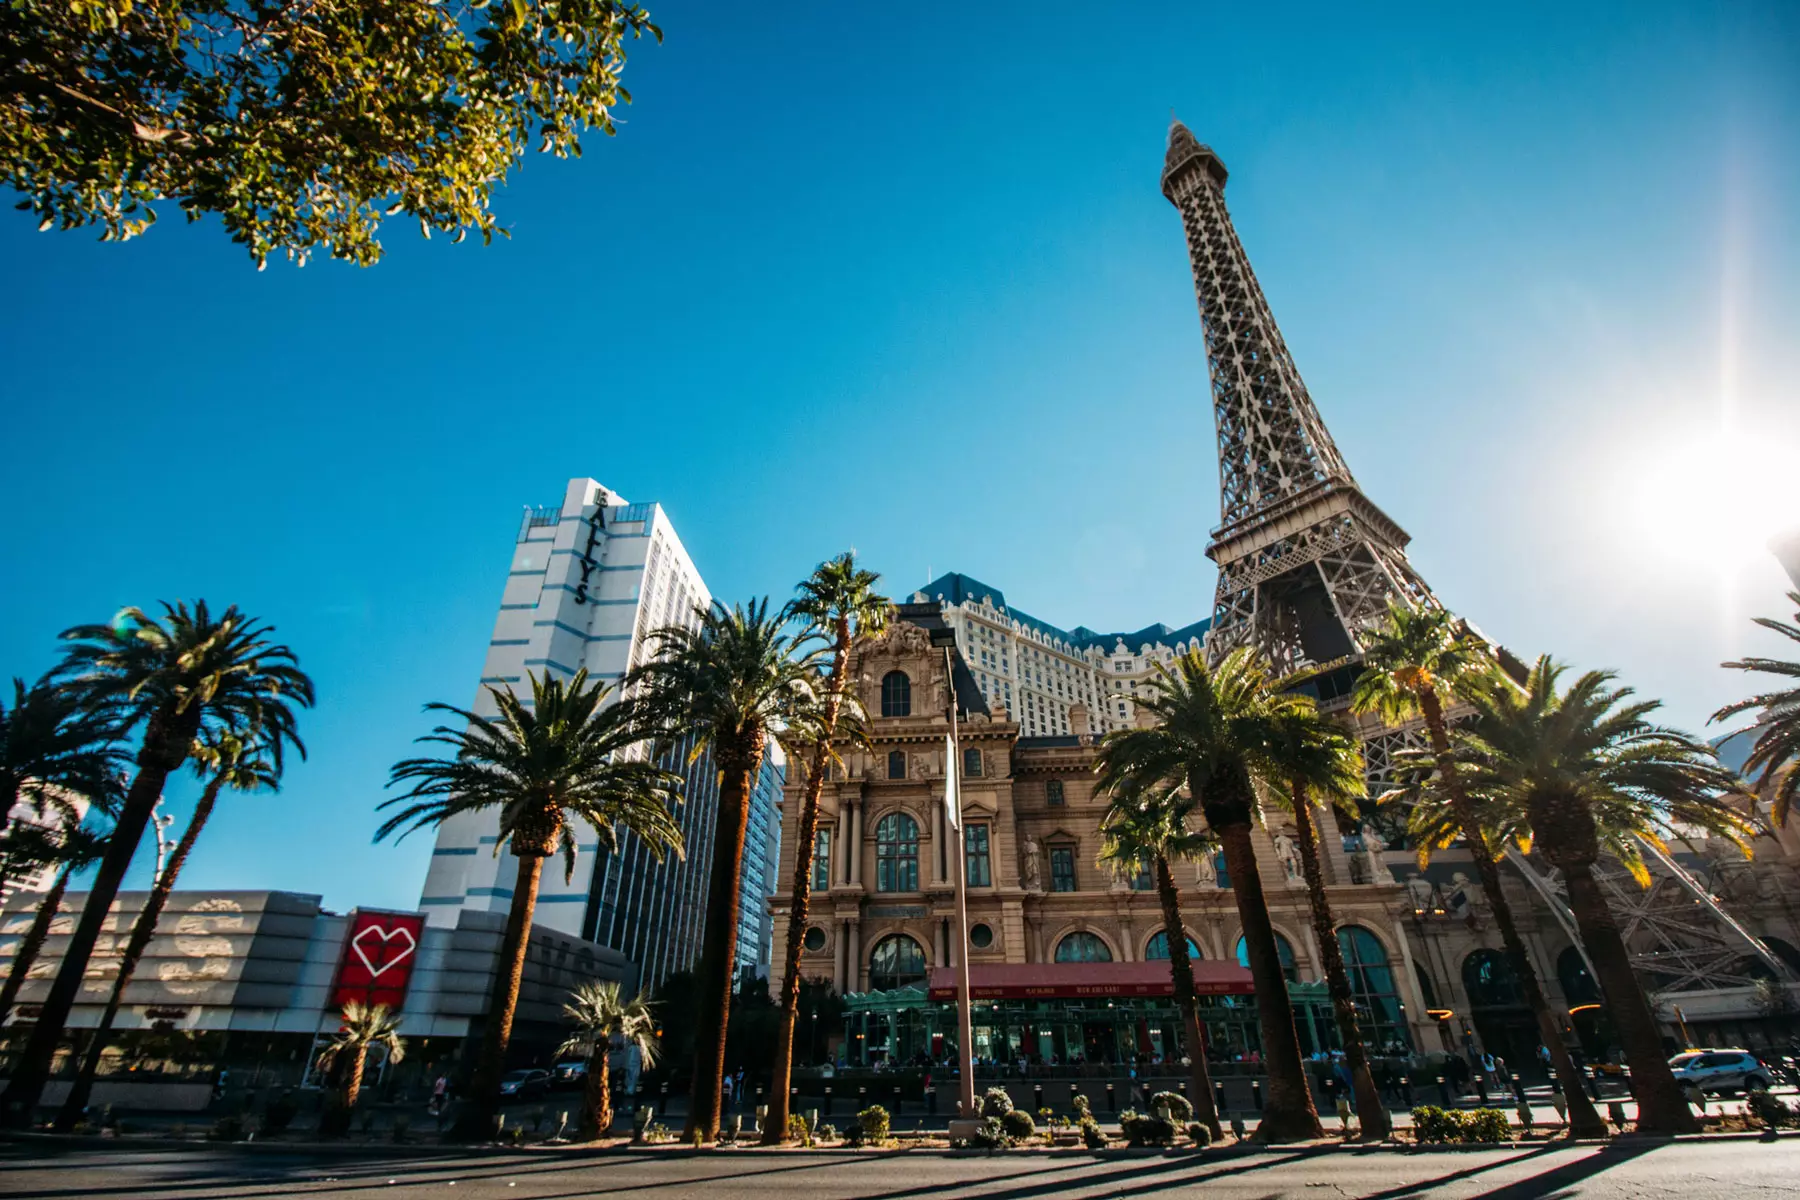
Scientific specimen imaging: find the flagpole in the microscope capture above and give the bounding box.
[944,646,977,1120]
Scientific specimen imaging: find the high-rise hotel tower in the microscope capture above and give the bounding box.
[419,477,783,993]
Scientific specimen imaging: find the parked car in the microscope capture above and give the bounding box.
[552,1060,589,1090]
[498,1069,551,1101]
[1668,1049,1771,1094]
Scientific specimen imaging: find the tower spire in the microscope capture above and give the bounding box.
[1163,127,1433,681]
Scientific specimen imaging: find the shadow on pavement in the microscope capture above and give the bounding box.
[1461,1140,1668,1200]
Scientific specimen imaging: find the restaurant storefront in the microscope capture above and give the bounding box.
[841,960,1342,1069]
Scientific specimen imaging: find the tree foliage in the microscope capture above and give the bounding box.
[2,0,661,266]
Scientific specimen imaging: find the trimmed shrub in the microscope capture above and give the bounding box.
[981,1087,1014,1118]
[1072,1093,1092,1121]
[858,1104,891,1143]
[1461,1109,1511,1144]
[1080,1118,1107,1149]
[786,1112,812,1146]
[1410,1105,1463,1144]
[1119,1109,1178,1147]
[1001,1110,1036,1143]
[1186,1121,1212,1148]
[958,1115,1008,1150]
[1151,1090,1194,1123]
[816,1123,839,1144]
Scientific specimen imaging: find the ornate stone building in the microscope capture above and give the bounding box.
[770,603,1437,1063]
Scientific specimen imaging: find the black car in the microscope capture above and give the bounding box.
[552,1060,589,1090]
[498,1069,551,1101]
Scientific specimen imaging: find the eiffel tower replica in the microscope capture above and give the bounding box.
[1162,119,1435,700]
[1160,118,1798,989]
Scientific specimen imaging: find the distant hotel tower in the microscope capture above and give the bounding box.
[419,478,782,994]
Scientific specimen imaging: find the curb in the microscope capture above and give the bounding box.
[4,1127,1793,1160]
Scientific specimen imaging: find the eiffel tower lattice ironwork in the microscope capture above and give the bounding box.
[1161,120,1799,996]
[1161,121,1434,685]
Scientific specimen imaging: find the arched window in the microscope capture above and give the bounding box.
[1462,949,1524,1008]
[887,749,906,780]
[875,812,919,892]
[1235,932,1299,983]
[868,934,926,992]
[1337,926,1410,1052]
[1557,946,1601,1006]
[881,671,912,718]
[1145,931,1202,961]
[1055,932,1113,963]
[963,747,983,778]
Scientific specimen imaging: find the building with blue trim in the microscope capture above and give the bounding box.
[420,477,781,997]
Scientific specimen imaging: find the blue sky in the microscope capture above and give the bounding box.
[2,1,1796,914]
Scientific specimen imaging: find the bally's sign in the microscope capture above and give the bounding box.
[331,910,425,1011]
[573,506,606,605]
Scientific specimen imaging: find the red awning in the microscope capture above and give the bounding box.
[926,959,1253,1001]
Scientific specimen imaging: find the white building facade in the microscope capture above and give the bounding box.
[420,477,776,996]
[913,572,1211,738]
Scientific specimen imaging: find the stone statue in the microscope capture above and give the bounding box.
[1273,832,1301,881]
[1021,835,1043,892]
[1405,872,1436,914]
[1195,852,1218,889]
[1448,871,1483,915]
[1360,824,1389,884]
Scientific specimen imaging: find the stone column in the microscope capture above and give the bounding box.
[836,802,851,887]
[1393,916,1433,1051]
[846,920,862,992]
[833,920,847,993]
[934,919,948,966]
[849,800,864,888]
[931,800,946,885]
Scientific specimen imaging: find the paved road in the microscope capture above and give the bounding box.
[2,1139,1795,1199]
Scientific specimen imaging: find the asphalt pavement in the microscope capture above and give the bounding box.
[2,1137,1796,1199]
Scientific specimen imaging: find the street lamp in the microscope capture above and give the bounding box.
[928,625,978,1120]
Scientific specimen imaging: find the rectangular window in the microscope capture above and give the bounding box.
[1046,779,1065,806]
[1131,857,1154,891]
[965,824,991,888]
[811,828,832,891]
[1050,846,1076,892]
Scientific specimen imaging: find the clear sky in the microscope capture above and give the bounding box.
[2,1,1796,915]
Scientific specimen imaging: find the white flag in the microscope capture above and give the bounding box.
[944,734,961,831]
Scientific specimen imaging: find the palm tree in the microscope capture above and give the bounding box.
[1,602,313,1126]
[1352,602,1606,1139]
[1094,647,1321,1142]
[1263,706,1391,1141]
[55,730,284,1129]
[1096,779,1224,1141]
[1713,590,1800,827]
[764,554,888,1144]
[1444,659,1752,1134]
[0,820,110,1025]
[627,599,826,1142]
[316,1001,407,1110]
[380,669,684,1140]
[0,676,127,839]
[557,980,659,1139]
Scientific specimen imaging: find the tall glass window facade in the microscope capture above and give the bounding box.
[1050,846,1076,892]
[965,824,991,887]
[876,812,919,892]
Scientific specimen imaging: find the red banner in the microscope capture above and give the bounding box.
[331,910,425,1012]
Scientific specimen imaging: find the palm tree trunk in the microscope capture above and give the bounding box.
[766,630,850,1143]
[54,778,223,1131]
[1213,815,1323,1142]
[0,709,196,1127]
[451,850,546,1141]
[583,1045,612,1139]
[346,1046,367,1110]
[1417,688,1608,1138]
[685,733,761,1144]
[1561,862,1695,1134]
[1152,855,1223,1140]
[0,866,71,1025]
[1287,784,1391,1141]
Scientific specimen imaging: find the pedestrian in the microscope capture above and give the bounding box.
[430,1074,449,1116]
[721,1070,735,1114]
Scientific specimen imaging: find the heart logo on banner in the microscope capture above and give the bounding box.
[351,923,418,979]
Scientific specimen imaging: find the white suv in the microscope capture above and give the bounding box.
[1668,1049,1772,1094]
